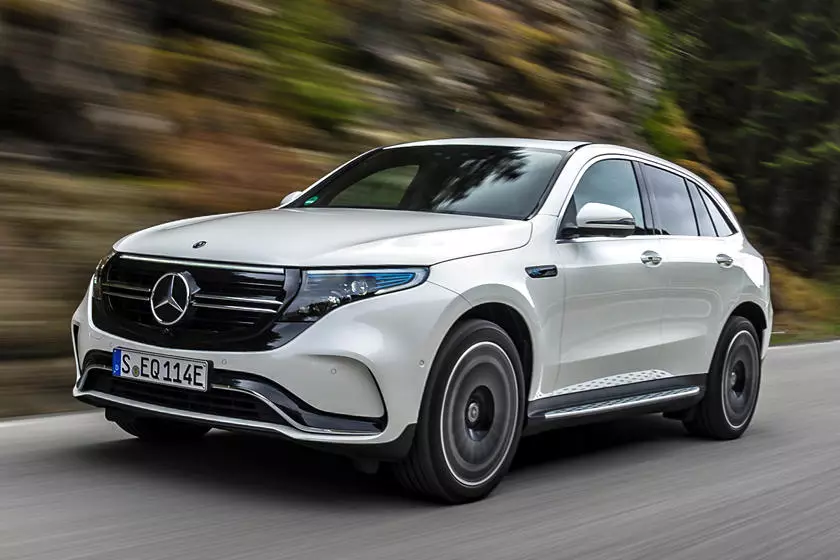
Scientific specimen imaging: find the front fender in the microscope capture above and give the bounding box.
[428,248,556,399]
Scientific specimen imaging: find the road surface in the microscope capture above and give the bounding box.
[2,341,839,560]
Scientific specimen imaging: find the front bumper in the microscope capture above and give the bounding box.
[71,278,469,457]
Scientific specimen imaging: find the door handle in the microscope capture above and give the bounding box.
[716,254,734,268]
[640,250,662,267]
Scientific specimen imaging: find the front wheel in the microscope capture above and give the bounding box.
[683,316,762,440]
[391,319,525,504]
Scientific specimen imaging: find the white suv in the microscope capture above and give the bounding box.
[72,138,772,503]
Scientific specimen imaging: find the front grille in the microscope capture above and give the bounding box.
[92,254,305,351]
[82,369,284,424]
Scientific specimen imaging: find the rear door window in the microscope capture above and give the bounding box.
[643,165,699,236]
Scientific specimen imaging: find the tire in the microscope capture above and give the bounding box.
[115,416,211,443]
[683,316,762,440]
[391,319,526,504]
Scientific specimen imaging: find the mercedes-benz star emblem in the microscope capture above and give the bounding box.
[149,272,197,326]
[193,241,206,249]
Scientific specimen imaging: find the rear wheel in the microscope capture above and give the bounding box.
[391,319,525,504]
[683,316,761,439]
[114,415,211,443]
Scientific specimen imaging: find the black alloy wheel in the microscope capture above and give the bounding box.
[392,319,525,503]
[683,316,762,440]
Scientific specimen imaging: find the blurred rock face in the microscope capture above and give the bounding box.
[341,0,657,144]
[0,0,655,173]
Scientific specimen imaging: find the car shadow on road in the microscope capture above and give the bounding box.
[66,414,695,506]
[513,414,691,472]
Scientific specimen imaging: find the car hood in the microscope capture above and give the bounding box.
[113,208,532,267]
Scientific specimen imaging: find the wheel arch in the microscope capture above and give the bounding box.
[729,301,768,350]
[452,302,535,398]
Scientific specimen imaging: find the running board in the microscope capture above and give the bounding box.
[543,387,701,420]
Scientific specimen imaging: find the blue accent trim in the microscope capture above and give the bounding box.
[306,271,417,292]
[526,265,558,279]
[112,349,122,377]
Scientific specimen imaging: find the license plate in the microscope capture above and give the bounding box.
[112,348,209,392]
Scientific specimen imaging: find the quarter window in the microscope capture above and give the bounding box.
[687,181,716,237]
[699,188,737,237]
[561,159,647,234]
[644,165,698,236]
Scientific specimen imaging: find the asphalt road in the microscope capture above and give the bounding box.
[2,341,839,560]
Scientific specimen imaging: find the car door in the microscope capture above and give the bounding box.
[641,164,744,377]
[551,158,667,394]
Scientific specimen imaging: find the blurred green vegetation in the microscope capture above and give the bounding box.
[642,3,840,344]
[0,0,837,416]
[259,0,367,131]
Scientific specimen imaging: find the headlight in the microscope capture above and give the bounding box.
[282,268,429,321]
[91,250,116,300]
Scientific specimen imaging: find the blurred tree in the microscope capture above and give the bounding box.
[664,0,840,275]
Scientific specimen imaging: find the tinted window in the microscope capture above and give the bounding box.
[644,165,698,236]
[296,146,567,220]
[330,165,419,208]
[687,181,716,237]
[561,159,646,234]
[699,188,737,236]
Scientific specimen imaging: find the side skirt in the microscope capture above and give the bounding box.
[524,374,706,435]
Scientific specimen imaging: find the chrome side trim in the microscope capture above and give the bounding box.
[550,370,674,397]
[121,254,286,275]
[543,387,700,420]
[192,302,277,314]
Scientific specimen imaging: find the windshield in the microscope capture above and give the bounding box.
[291,145,568,219]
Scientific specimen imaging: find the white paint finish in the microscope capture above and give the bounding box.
[73,138,773,449]
[74,280,471,438]
[427,215,560,399]
[114,208,532,267]
[655,235,739,375]
[575,202,636,231]
[551,236,666,390]
[655,236,770,374]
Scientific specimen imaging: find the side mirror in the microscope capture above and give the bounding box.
[561,202,636,239]
[279,191,303,207]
